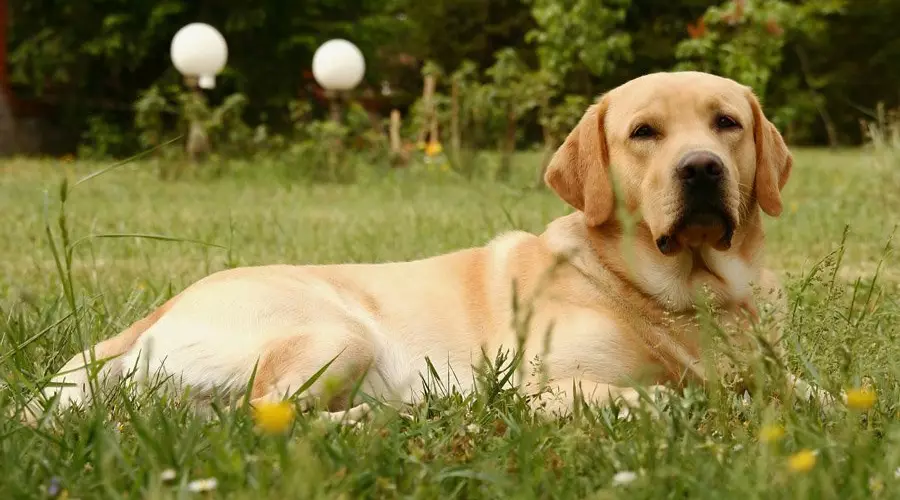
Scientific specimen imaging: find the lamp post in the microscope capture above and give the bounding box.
[311,39,365,123]
[170,23,228,163]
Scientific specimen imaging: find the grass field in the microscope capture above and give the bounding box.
[1,148,899,498]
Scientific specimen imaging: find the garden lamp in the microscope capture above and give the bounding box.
[169,23,228,163]
[170,23,228,89]
[312,39,366,122]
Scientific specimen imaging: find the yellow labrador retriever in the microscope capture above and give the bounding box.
[25,71,808,424]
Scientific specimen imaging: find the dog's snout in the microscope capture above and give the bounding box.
[676,151,724,184]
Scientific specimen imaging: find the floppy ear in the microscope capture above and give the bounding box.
[544,95,614,226]
[747,90,793,217]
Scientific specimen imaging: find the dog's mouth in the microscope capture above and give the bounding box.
[655,210,735,256]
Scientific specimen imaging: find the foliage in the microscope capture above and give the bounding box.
[133,85,171,151]
[525,0,632,82]
[133,83,264,167]
[399,0,536,73]
[485,49,546,181]
[539,95,589,146]
[674,0,846,129]
[862,104,900,154]
[5,0,900,154]
[281,101,391,184]
[76,117,130,159]
[8,0,405,155]
[407,51,586,183]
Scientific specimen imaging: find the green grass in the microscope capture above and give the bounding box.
[1,149,899,499]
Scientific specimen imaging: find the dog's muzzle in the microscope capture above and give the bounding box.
[655,151,735,256]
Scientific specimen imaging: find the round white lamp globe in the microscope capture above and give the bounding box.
[312,39,366,91]
[170,23,228,89]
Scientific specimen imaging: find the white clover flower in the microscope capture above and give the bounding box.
[612,470,638,486]
[186,478,218,493]
[160,469,176,482]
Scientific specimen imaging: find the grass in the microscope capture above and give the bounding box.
[0,148,899,499]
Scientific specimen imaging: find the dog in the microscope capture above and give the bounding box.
[24,71,819,425]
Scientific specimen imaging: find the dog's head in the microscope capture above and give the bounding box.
[545,71,792,256]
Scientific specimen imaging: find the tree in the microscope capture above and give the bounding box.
[400,0,536,73]
[674,0,846,136]
[7,0,900,155]
[525,0,632,97]
[485,49,545,181]
[524,0,631,183]
[7,0,405,155]
[0,0,15,156]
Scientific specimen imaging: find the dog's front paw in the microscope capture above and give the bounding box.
[615,385,673,421]
[786,374,847,413]
[319,402,372,427]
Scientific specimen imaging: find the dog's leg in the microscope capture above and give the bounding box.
[743,269,839,407]
[20,299,175,426]
[20,348,123,426]
[529,377,673,419]
[319,402,373,426]
[248,322,377,418]
[756,270,829,403]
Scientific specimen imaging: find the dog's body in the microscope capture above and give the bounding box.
[26,71,803,423]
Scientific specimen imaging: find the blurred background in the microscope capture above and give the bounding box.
[1,0,898,170]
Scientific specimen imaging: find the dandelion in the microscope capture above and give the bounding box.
[759,424,785,443]
[611,470,638,486]
[252,400,295,434]
[160,469,177,482]
[425,140,443,157]
[186,478,218,493]
[869,477,885,495]
[787,449,818,473]
[845,387,876,410]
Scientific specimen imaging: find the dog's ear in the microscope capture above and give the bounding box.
[747,90,793,217]
[544,95,614,226]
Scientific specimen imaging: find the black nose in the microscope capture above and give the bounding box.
[676,151,725,184]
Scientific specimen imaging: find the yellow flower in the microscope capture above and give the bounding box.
[790,201,799,214]
[759,424,785,443]
[845,387,876,410]
[425,140,443,157]
[787,449,817,473]
[252,400,295,434]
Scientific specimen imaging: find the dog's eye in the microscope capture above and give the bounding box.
[715,114,741,130]
[630,124,658,139]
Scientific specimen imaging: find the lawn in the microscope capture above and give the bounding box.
[1,148,899,498]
